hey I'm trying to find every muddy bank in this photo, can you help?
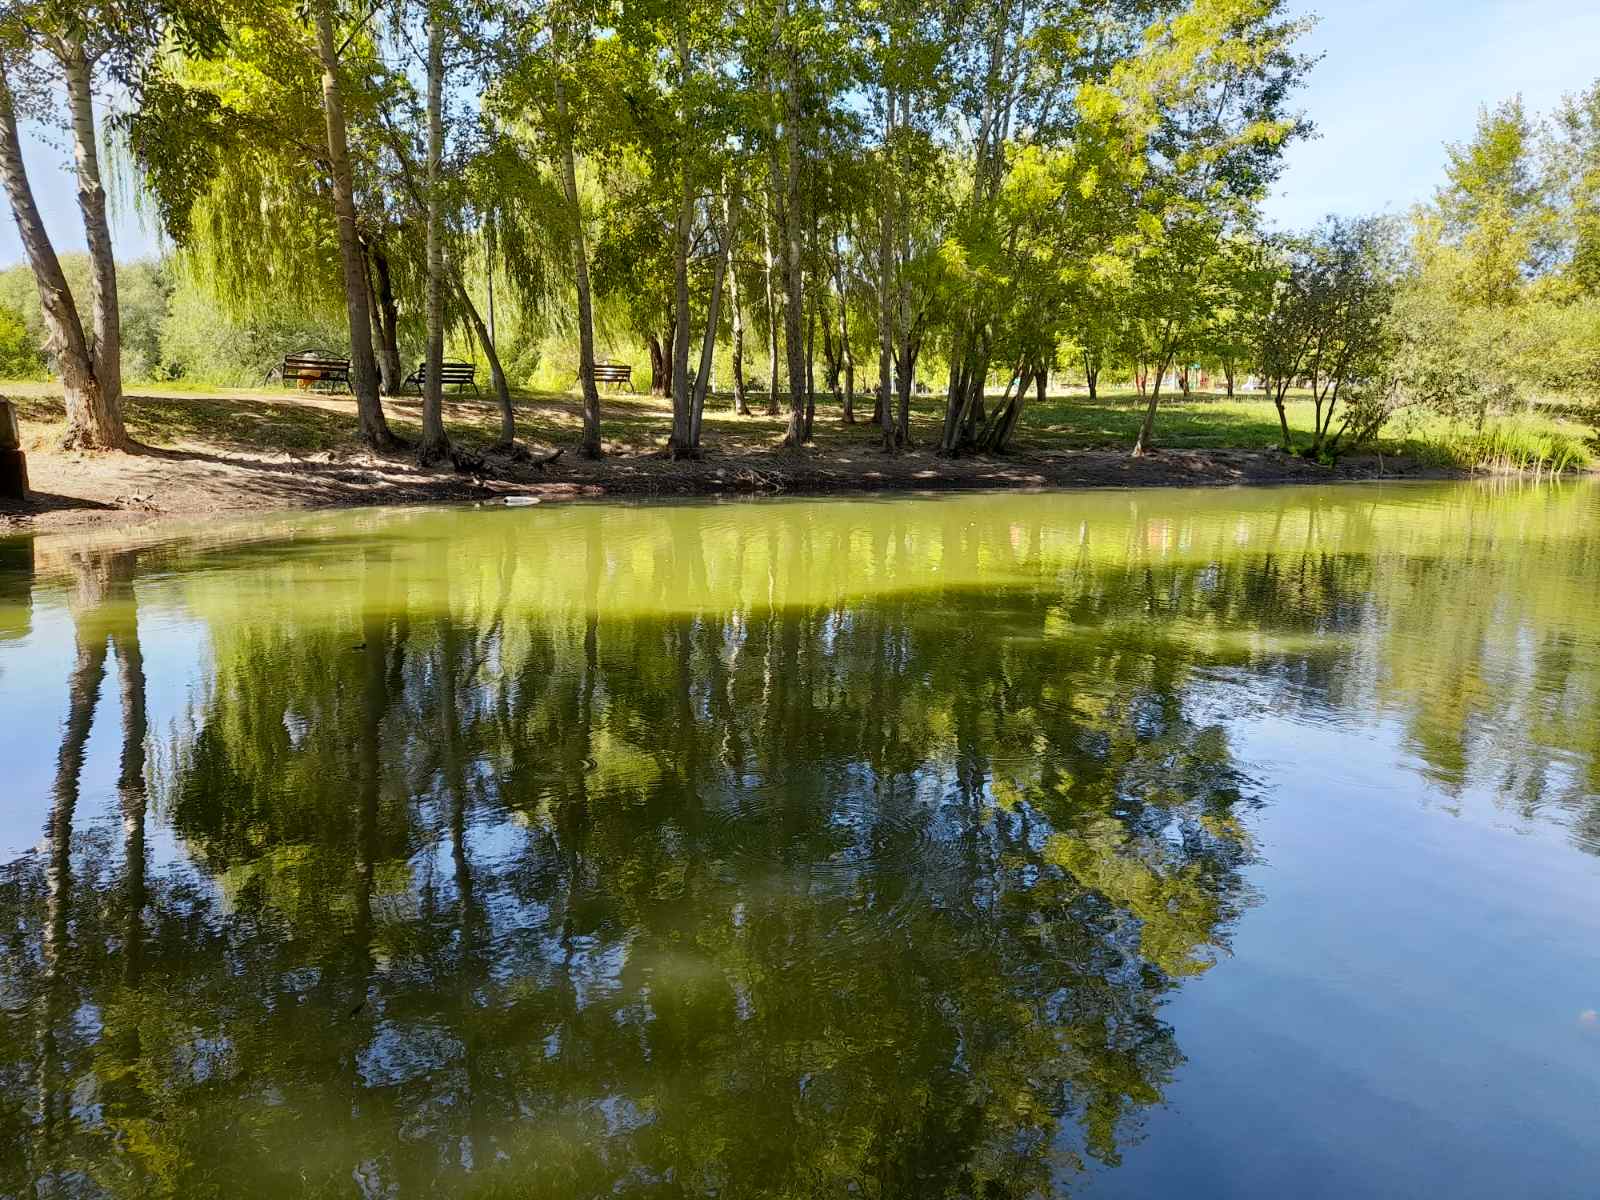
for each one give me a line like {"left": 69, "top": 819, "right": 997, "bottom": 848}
{"left": 0, "top": 437, "right": 1465, "bottom": 536}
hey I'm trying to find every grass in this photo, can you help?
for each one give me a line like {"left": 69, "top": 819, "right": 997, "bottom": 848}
{"left": 2, "top": 378, "right": 1594, "bottom": 474}
{"left": 1403, "top": 420, "right": 1596, "bottom": 474}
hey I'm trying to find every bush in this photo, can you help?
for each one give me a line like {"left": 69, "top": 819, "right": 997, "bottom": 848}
{"left": 159, "top": 277, "right": 351, "bottom": 386}
{"left": 0, "top": 301, "right": 44, "bottom": 379}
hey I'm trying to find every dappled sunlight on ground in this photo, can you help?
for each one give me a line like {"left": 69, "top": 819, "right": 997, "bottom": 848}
{"left": 0, "top": 382, "right": 1481, "bottom": 534}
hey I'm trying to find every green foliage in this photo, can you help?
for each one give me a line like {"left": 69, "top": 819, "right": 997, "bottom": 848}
{"left": 0, "top": 299, "right": 43, "bottom": 378}
{"left": 0, "top": 0, "right": 1582, "bottom": 464}
{"left": 0, "top": 255, "right": 171, "bottom": 382}
{"left": 1295, "top": 83, "right": 1600, "bottom": 455}
{"left": 158, "top": 270, "right": 352, "bottom": 386}
{"left": 1550, "top": 80, "right": 1600, "bottom": 295}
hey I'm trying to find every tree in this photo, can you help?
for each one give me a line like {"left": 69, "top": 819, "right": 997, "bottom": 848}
{"left": 490, "top": 0, "right": 618, "bottom": 457}
{"left": 1120, "top": 0, "right": 1313, "bottom": 456}
{"left": 1436, "top": 97, "right": 1549, "bottom": 306}
{"left": 311, "top": 0, "right": 395, "bottom": 448}
{"left": 1198, "top": 234, "right": 1274, "bottom": 398}
{"left": 1299, "top": 217, "right": 1401, "bottom": 455}
{"left": 0, "top": 2, "right": 158, "bottom": 449}
{"left": 1127, "top": 213, "right": 1229, "bottom": 456}
{"left": 127, "top": 0, "right": 408, "bottom": 446}
{"left": 1549, "top": 80, "right": 1600, "bottom": 296}
{"left": 417, "top": 0, "right": 451, "bottom": 463}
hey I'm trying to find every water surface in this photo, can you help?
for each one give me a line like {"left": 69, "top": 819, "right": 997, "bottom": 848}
{"left": 2, "top": 482, "right": 1598, "bottom": 1198}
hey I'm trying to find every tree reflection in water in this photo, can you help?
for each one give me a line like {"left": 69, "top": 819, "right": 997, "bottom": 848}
{"left": 1, "top": 483, "right": 1597, "bottom": 1197}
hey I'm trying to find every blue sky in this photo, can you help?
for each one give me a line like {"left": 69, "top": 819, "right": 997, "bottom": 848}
{"left": 3, "top": 0, "right": 1599, "bottom": 266}
{"left": 1263, "top": 0, "right": 1600, "bottom": 229}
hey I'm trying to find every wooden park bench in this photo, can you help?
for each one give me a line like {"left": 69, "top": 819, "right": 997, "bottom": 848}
{"left": 406, "top": 360, "right": 479, "bottom": 397}
{"left": 276, "top": 350, "right": 351, "bottom": 392}
{"left": 591, "top": 362, "right": 632, "bottom": 390}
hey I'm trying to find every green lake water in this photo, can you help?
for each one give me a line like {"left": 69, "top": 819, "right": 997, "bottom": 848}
{"left": 1, "top": 481, "right": 1598, "bottom": 1198}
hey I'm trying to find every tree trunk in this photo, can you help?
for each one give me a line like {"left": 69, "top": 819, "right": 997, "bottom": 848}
{"left": 727, "top": 194, "right": 749, "bottom": 415}
{"left": 692, "top": 184, "right": 737, "bottom": 447}
{"left": 0, "top": 71, "right": 123, "bottom": 450}
{"left": 1272, "top": 379, "right": 1293, "bottom": 451}
{"left": 556, "top": 76, "right": 602, "bottom": 457}
{"left": 894, "top": 189, "right": 915, "bottom": 447}
{"left": 418, "top": 5, "right": 449, "bottom": 464}
{"left": 835, "top": 238, "right": 855, "bottom": 423}
{"left": 777, "top": 0, "right": 807, "bottom": 446}
{"left": 312, "top": 0, "right": 392, "bottom": 447}
{"left": 821, "top": 303, "right": 841, "bottom": 402}
{"left": 960, "top": 363, "right": 985, "bottom": 445}
{"left": 895, "top": 328, "right": 915, "bottom": 448}
{"left": 648, "top": 333, "right": 667, "bottom": 396}
{"left": 663, "top": 321, "right": 674, "bottom": 403}
{"left": 1133, "top": 348, "right": 1174, "bottom": 457}
{"left": 669, "top": 164, "right": 694, "bottom": 458}
{"left": 363, "top": 249, "right": 389, "bottom": 388}
{"left": 62, "top": 43, "right": 127, "bottom": 449}
{"left": 940, "top": 331, "right": 989, "bottom": 455}
{"left": 876, "top": 91, "right": 897, "bottom": 452}
{"left": 454, "top": 272, "right": 515, "bottom": 446}
{"left": 762, "top": 210, "right": 781, "bottom": 415}
{"left": 1083, "top": 348, "right": 1099, "bottom": 402}
{"left": 977, "top": 363, "right": 1034, "bottom": 453}
{"left": 370, "top": 247, "right": 404, "bottom": 395}
{"left": 804, "top": 300, "right": 816, "bottom": 441}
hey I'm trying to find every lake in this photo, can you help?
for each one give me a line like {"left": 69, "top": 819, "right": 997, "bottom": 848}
{"left": 2, "top": 481, "right": 1597, "bottom": 1198}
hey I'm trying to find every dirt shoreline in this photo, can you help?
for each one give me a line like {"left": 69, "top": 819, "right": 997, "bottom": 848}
{"left": 0, "top": 434, "right": 1484, "bottom": 537}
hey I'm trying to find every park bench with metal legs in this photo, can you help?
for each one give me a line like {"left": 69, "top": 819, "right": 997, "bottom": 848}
{"left": 274, "top": 350, "right": 351, "bottom": 393}
{"left": 406, "top": 360, "right": 480, "bottom": 397}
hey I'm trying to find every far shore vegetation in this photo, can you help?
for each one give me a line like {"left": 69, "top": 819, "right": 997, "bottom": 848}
{"left": 0, "top": 0, "right": 1596, "bottom": 502}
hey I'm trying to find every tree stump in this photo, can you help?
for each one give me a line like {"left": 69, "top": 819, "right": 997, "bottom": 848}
{"left": 0, "top": 399, "right": 28, "bottom": 500}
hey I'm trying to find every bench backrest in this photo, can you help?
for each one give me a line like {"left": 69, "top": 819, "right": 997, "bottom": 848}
{"left": 593, "top": 362, "right": 632, "bottom": 380}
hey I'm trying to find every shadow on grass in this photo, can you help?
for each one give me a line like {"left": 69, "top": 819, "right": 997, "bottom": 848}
{"left": 128, "top": 393, "right": 353, "bottom": 453}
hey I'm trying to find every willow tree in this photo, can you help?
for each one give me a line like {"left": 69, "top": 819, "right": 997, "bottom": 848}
{"left": 490, "top": 0, "right": 623, "bottom": 459}
{"left": 125, "top": 0, "right": 406, "bottom": 446}
{"left": 461, "top": 136, "right": 574, "bottom": 450}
